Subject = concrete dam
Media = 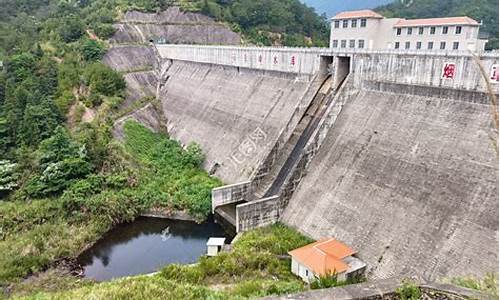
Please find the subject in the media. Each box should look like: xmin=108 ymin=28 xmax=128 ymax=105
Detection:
xmin=123 ymin=42 xmax=498 ymax=281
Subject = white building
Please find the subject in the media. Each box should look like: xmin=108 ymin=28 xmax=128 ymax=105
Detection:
xmin=288 ymin=238 xmax=366 ymax=283
xmin=330 ymin=9 xmax=487 ymax=52
xmin=206 ymin=237 xmax=225 ymax=256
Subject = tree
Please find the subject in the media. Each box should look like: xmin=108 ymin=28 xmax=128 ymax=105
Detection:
xmin=0 ymin=73 xmax=5 ymax=107
xmin=0 ymin=117 xmax=12 ymax=157
xmin=84 ymin=63 xmax=126 ymax=97
xmin=5 ymin=53 xmax=35 ymax=83
xmin=80 ymin=39 xmax=106 ymax=62
xmin=0 ymin=160 xmax=18 ymax=198
xmin=25 ymin=126 xmax=92 ymax=197
xmin=92 ymin=24 xmax=116 ymax=40
xmin=57 ymin=16 xmax=84 ymax=43
xmin=19 ymin=99 xmax=60 ymax=147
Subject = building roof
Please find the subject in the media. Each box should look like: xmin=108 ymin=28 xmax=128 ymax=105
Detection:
xmin=394 ymin=16 xmax=479 ymax=27
xmin=207 ymin=237 xmax=226 ymax=246
xmin=333 ymin=10 xmax=384 ymax=20
xmin=288 ymin=238 xmax=356 ymax=276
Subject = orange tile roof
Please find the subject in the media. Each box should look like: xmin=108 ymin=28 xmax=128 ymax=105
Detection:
xmin=288 ymin=238 xmax=356 ymax=276
xmin=394 ymin=16 xmax=479 ymax=27
xmin=333 ymin=10 xmax=383 ymax=20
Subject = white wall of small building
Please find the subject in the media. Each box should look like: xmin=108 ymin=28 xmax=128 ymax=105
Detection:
xmin=291 ymin=257 xmax=347 ymax=283
xmin=291 ymin=257 xmax=317 ymax=283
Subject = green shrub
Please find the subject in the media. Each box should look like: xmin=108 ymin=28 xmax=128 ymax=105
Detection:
xmin=161 ymin=265 xmax=204 ymax=284
xmin=396 ymin=280 xmax=422 ymax=300
xmin=24 ymin=127 xmax=92 ymax=198
xmin=310 ymin=272 xmax=339 ymax=289
xmin=80 ymin=39 xmax=106 ymax=62
xmin=0 ymin=160 xmax=18 ymax=197
xmin=451 ymin=273 xmax=498 ymax=299
xmin=57 ymin=16 xmax=84 ymax=43
xmin=92 ymin=23 xmax=116 ymax=40
xmin=83 ymin=63 xmax=125 ymax=97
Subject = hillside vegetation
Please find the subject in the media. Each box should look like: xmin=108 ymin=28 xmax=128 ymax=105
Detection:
xmin=375 ymin=0 xmax=499 ymax=49
xmin=11 ymin=224 xmax=314 ymax=299
xmin=0 ymin=121 xmax=220 ymax=288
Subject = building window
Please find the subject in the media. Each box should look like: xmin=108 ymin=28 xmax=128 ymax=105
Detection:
xmin=360 ymin=19 xmax=367 ymax=27
xmin=334 ymin=20 xmax=340 ymax=28
xmin=395 ymin=42 xmax=400 ymax=49
xmin=418 ymin=27 xmax=424 ymax=35
xmin=453 ymin=41 xmax=459 ymax=50
xmin=396 ymin=28 xmax=401 ymax=35
xmin=416 ymin=41 xmax=422 ymax=49
xmin=442 ymin=26 xmax=448 ymax=34
xmin=358 ymin=39 xmax=365 ymax=49
xmin=343 ymin=20 xmax=348 ymax=28
xmin=430 ymin=27 xmax=436 ymax=34
xmin=305 ymin=270 xmax=309 ymax=276
xmin=455 ymin=26 xmax=462 ymax=34
xmin=352 ymin=19 xmax=357 ymax=28
xmin=440 ymin=41 xmax=446 ymax=49
xmin=341 ymin=40 xmax=347 ymax=48
xmin=349 ymin=39 xmax=355 ymax=48
xmin=428 ymin=42 xmax=434 ymax=49
xmin=332 ymin=40 xmax=338 ymax=48
xmin=407 ymin=27 xmax=412 ymax=35
xmin=405 ymin=41 xmax=410 ymax=49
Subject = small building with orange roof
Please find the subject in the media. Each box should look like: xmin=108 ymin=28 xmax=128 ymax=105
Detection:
xmin=288 ymin=238 xmax=366 ymax=283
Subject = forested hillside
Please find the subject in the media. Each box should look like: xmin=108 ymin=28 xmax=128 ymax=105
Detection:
xmin=197 ymin=0 xmax=329 ymax=46
xmin=375 ymin=0 xmax=499 ymax=49
xmin=0 ymin=0 xmax=329 ymax=197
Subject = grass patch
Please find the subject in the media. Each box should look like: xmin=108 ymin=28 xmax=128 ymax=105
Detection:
xmin=450 ymin=273 xmax=498 ymax=298
xmin=396 ymin=280 xmax=421 ymax=300
xmin=10 ymin=224 xmax=312 ymax=299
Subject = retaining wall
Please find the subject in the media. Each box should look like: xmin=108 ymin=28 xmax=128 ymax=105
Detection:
xmin=212 ymin=181 xmax=252 ymax=213
xmin=236 ymin=196 xmax=280 ymax=232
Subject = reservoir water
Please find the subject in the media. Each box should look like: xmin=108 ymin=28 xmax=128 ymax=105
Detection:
xmin=77 ymin=217 xmax=230 ymax=281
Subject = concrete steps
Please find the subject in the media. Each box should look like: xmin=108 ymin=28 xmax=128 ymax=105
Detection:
xmin=253 ymin=76 xmax=334 ymax=199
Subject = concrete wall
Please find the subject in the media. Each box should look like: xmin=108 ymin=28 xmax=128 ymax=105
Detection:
xmin=281 ymin=84 xmax=498 ymax=281
xmin=263 ymin=277 xmax=490 ymax=300
xmin=352 ymin=52 xmax=499 ymax=93
xmin=156 ymin=44 xmax=499 ymax=93
xmin=158 ymin=60 xmax=316 ymax=184
xmin=156 ymin=45 xmax=321 ymax=76
xmin=235 ymin=196 xmax=280 ymax=232
xmin=111 ymin=7 xmax=240 ymax=45
xmin=212 ymin=181 xmax=252 ymax=213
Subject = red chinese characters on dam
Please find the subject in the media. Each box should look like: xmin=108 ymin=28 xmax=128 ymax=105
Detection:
xmin=254 ymin=54 xmax=297 ymax=66
xmin=490 ymin=64 xmax=499 ymax=82
xmin=442 ymin=63 xmax=456 ymax=79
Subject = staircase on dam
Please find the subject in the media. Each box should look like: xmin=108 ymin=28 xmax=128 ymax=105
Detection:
xmin=213 ymin=70 xmax=349 ymax=233
xmin=253 ymin=75 xmax=334 ymax=199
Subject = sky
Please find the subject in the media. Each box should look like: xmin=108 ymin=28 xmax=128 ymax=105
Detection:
xmin=301 ymin=0 xmax=394 ymax=17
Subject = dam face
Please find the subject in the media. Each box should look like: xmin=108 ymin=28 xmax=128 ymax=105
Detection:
xmin=146 ymin=44 xmax=498 ymax=281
